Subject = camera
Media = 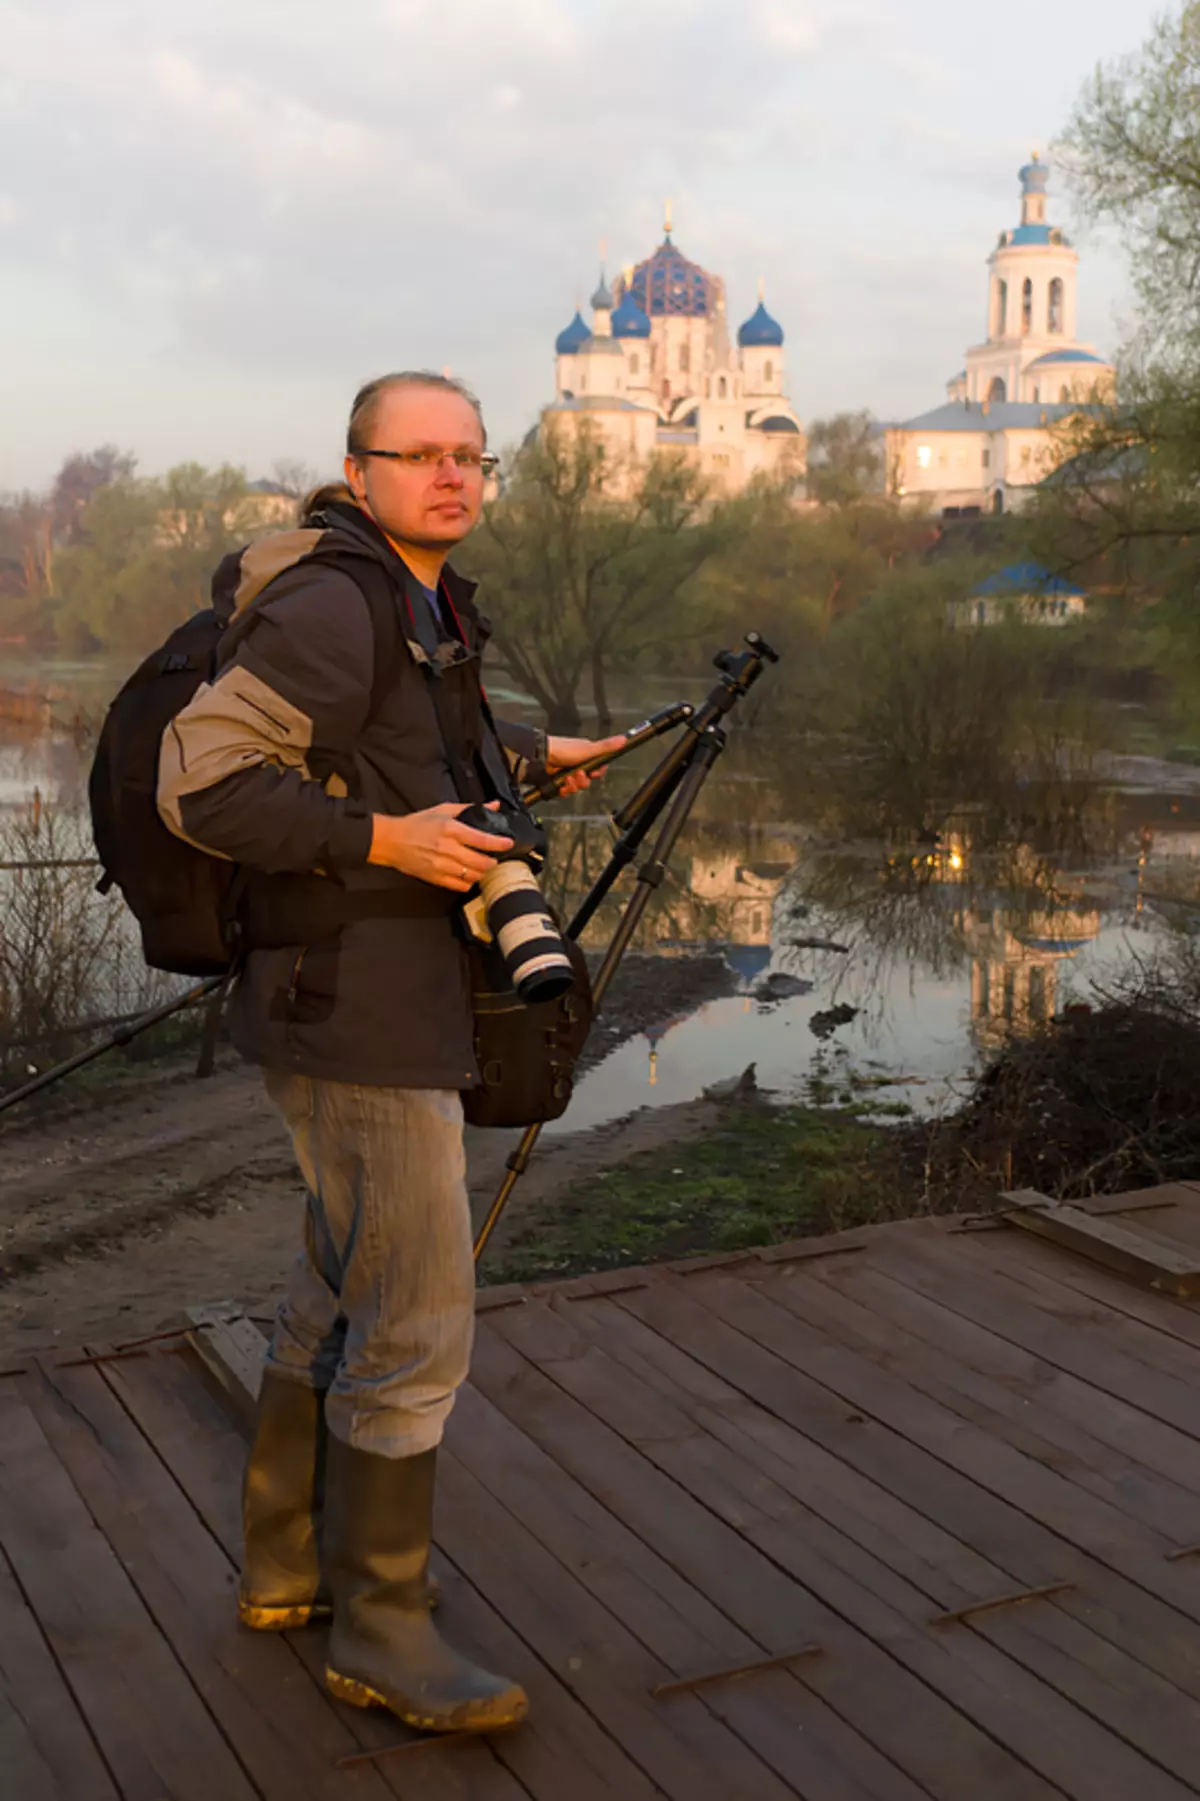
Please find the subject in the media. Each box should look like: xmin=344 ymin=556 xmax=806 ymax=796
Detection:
xmin=457 ymin=803 xmax=575 ymax=1004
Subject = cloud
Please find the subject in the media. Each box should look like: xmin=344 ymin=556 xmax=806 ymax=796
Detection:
xmin=753 ymin=0 xmax=822 ymax=55
xmin=0 ymin=0 xmax=1157 ymax=482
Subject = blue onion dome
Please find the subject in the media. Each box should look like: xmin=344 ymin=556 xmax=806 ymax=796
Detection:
xmin=591 ymin=272 xmax=614 ymax=311
xmin=611 ymin=291 xmax=651 ymax=339
xmin=1020 ymin=152 xmax=1050 ymax=196
xmin=738 ymin=299 xmax=784 ymax=348
xmin=625 ymin=236 xmax=717 ymax=317
xmin=555 ymin=310 xmax=590 ymax=355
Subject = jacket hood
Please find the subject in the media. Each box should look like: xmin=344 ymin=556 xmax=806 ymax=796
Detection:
xmin=210 ymin=498 xmax=479 ymax=628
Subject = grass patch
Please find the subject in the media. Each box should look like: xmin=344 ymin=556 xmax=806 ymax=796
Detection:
xmin=485 ymin=1100 xmax=896 ymax=1286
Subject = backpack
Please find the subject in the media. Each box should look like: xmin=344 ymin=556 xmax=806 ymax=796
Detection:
xmin=87 ymin=549 xmax=407 ymax=977
xmin=89 ymin=607 xmax=245 ymax=975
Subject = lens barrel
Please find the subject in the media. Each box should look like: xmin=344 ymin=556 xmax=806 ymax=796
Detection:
xmin=478 ymin=861 xmax=574 ymax=1003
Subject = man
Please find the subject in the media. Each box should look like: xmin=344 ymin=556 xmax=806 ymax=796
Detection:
xmin=158 ymin=371 xmax=620 ymax=1735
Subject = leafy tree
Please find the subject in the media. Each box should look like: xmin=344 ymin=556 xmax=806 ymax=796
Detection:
xmin=463 ymin=425 xmax=735 ymax=732
xmin=51 ymin=446 xmax=137 ymax=545
xmin=54 ymin=463 xmax=260 ymax=657
xmin=804 ymin=410 xmax=884 ymax=505
xmin=1025 ymin=9 xmax=1200 ymax=708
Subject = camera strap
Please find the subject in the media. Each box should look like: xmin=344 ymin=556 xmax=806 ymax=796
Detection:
xmin=401 ymin=573 xmax=522 ymax=811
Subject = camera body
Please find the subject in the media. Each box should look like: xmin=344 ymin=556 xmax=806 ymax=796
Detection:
xmin=457 ymin=803 xmax=548 ymax=871
xmin=457 ymin=802 xmax=574 ymax=1004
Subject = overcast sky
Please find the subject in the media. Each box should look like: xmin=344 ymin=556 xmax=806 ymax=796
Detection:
xmin=0 ymin=0 xmax=1165 ymax=490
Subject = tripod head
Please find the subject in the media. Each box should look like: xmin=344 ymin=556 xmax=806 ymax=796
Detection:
xmin=710 ymin=631 xmax=780 ymax=709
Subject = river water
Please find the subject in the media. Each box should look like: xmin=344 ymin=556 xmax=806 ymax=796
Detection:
xmin=5 ymin=656 xmax=1200 ymax=1129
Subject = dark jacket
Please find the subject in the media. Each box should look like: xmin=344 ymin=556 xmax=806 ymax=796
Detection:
xmin=158 ymin=502 xmax=542 ymax=1088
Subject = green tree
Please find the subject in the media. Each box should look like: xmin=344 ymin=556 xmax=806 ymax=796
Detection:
xmin=55 ymin=463 xmax=260 ymax=657
xmin=1029 ymin=9 xmax=1200 ymax=711
xmin=804 ymin=410 xmax=884 ymax=505
xmin=463 ymin=426 xmax=735 ymax=733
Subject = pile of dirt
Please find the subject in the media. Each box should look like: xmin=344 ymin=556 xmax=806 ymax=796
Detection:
xmin=905 ymin=1001 xmax=1200 ymax=1206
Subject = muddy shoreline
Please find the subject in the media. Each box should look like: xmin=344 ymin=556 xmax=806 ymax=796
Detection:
xmin=0 ymin=951 xmax=740 ymax=1357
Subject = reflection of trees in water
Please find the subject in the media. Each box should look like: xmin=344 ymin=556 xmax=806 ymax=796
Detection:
xmin=541 ymin=800 xmax=794 ymax=960
xmin=782 ymin=777 xmax=1129 ymax=1047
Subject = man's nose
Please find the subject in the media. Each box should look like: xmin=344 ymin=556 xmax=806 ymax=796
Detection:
xmin=434 ymin=455 xmax=465 ymax=488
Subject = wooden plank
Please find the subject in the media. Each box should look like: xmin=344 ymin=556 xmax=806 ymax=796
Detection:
xmin=177 ymin=1315 xmax=697 ymax=1801
xmin=446 ymin=1382 xmax=928 ymax=1801
xmin=743 ymin=1256 xmax=1200 ymax=1710
xmin=997 ymin=1193 xmax=1200 ymax=1296
xmin=651 ymin=1250 xmax=1200 ymax=1639
xmin=942 ymin=1217 xmax=1200 ymax=1358
xmin=802 ymin=1253 xmax=1200 ymax=1519
xmin=101 ymin=1345 xmax=613 ymax=1801
xmin=473 ymin=1311 xmax=1061 ymax=1801
xmin=22 ymin=1354 xmax=403 ymax=1801
xmin=0 ymin=1547 xmax=121 ymax=1801
xmin=186 ymin=1302 xmax=265 ymax=1419
xmin=553 ymin=1282 xmax=1200 ymax=1793
xmin=878 ymin=1227 xmax=1200 ymax=1443
xmin=434 ymin=1442 xmax=804 ymax=1801
xmin=0 ymin=1380 xmax=258 ymax=1801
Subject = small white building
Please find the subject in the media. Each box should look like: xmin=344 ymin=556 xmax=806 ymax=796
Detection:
xmin=885 ymin=158 xmax=1114 ymax=516
xmin=542 ymin=212 xmax=806 ymax=494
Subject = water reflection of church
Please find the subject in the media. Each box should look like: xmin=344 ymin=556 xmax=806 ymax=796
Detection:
xmin=929 ymin=829 xmax=1101 ymax=1048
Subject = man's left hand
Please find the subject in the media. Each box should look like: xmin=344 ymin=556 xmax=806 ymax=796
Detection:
xmin=545 ymin=734 xmax=627 ymax=796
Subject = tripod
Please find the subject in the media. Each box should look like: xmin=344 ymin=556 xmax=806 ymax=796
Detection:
xmin=473 ymin=630 xmax=779 ymax=1263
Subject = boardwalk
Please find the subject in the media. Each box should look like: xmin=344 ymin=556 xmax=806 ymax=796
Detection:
xmin=7 ymin=1185 xmax=1200 ymax=1798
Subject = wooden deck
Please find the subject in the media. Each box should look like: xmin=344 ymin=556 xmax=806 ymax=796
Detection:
xmin=9 ymin=1185 xmax=1200 ymax=1798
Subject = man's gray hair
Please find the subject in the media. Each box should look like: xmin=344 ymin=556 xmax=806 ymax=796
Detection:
xmin=346 ymin=371 xmax=487 ymax=456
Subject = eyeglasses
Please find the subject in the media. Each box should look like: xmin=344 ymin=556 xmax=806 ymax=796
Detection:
xmin=359 ymin=448 xmax=499 ymax=475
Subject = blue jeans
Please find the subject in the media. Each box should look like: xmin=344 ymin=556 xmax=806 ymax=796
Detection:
xmin=261 ymin=1071 xmax=476 ymax=1459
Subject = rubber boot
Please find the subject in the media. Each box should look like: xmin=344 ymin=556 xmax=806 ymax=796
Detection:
xmin=239 ymin=1371 xmax=332 ymax=1630
xmin=324 ymin=1438 xmax=529 ymax=1733
xmin=239 ymin=1371 xmax=441 ymax=1631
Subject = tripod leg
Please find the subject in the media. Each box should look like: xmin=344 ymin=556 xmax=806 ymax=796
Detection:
xmin=473 ymin=1125 xmax=542 ymax=1263
xmin=472 ymin=728 xmax=727 ymax=1267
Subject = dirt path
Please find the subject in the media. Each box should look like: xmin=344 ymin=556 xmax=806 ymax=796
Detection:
xmin=0 ymin=954 xmax=735 ymax=1358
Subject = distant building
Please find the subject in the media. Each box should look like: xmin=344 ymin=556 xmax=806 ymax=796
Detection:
xmin=954 ymin=561 xmax=1087 ymax=627
xmin=542 ymin=208 xmax=806 ymax=494
xmin=885 ymin=157 xmax=1115 ymax=517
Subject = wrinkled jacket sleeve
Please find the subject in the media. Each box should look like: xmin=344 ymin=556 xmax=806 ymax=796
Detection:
xmin=494 ymin=717 xmax=546 ymax=786
xmin=157 ymin=567 xmax=376 ymax=874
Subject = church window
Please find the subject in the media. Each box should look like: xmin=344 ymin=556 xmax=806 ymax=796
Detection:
xmin=1021 ymin=279 xmax=1032 ymax=333
xmin=630 ymin=354 xmax=640 ymax=375
xmin=1060 ymin=385 xmax=1070 ymax=402
xmin=916 ymin=445 xmax=932 ymax=468
xmin=1048 ymin=278 xmax=1064 ymax=333
xmin=988 ymin=376 xmax=1007 ymax=402
xmin=680 ymin=344 xmax=691 ymax=373
xmin=578 ymin=371 xmax=586 ymax=392
xmin=982 ymin=448 xmax=990 ymax=469
xmin=717 ymin=376 xmax=727 ymax=398
xmin=996 ymin=279 xmax=1007 ymax=336
xmin=1032 ymin=386 xmax=1040 ymax=403
xmin=764 ymin=360 xmax=773 ymax=382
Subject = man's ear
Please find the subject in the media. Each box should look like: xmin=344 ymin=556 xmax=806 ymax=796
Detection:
xmin=343 ymin=454 xmax=367 ymax=507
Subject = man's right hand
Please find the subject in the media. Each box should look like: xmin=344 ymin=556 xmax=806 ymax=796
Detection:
xmin=367 ymin=802 xmax=514 ymax=893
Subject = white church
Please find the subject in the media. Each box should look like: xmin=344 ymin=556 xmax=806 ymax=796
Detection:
xmin=541 ymin=210 xmax=806 ymax=494
xmin=884 ymin=157 xmax=1114 ymax=515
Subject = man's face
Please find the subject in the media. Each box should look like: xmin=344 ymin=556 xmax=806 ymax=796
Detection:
xmin=344 ymin=385 xmax=488 ymax=549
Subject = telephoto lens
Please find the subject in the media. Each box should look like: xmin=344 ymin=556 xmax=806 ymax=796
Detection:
xmin=458 ymin=804 xmax=575 ymax=1004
